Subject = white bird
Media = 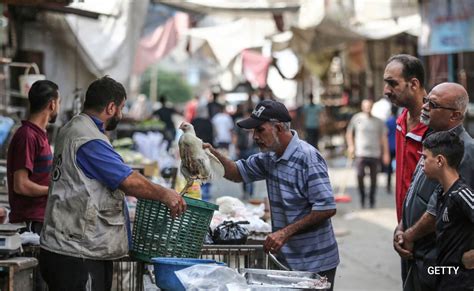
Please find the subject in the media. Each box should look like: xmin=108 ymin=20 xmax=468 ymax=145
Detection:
xmin=178 ymin=122 xmax=224 ymax=195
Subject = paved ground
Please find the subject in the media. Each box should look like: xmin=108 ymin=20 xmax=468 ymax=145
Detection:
xmin=209 ymin=155 xmax=402 ymax=291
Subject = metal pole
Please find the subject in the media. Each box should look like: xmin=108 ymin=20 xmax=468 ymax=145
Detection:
xmin=149 ymin=66 xmax=158 ymax=103
xmin=448 ymin=54 xmax=455 ymax=82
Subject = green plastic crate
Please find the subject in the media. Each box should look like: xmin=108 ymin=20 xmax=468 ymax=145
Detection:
xmin=131 ymin=196 xmax=218 ymax=262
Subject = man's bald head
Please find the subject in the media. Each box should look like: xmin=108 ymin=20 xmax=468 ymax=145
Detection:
xmin=431 ymin=82 xmax=469 ymax=115
xmin=421 ymin=82 xmax=469 ymax=131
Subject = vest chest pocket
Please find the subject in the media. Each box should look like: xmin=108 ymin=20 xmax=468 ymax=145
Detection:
xmin=97 ymin=208 xmax=125 ymax=226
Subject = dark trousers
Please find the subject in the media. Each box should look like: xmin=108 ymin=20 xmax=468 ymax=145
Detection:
xmin=19 ymin=221 xmax=43 ymax=235
xmin=385 ymin=151 xmax=396 ymax=192
xmin=306 ymin=128 xmax=320 ymax=149
xmin=438 ymin=269 xmax=474 ymax=291
xmin=40 ymin=249 xmax=113 ymax=291
xmin=401 ymin=258 xmax=436 ymax=291
xmin=319 ymin=267 xmax=337 ymax=291
xmin=239 ymin=148 xmax=257 ymax=199
xmin=20 ymin=221 xmax=46 ymax=291
xmin=355 ymin=157 xmax=380 ymax=207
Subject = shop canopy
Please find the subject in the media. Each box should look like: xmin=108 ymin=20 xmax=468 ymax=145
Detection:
xmin=46 ymin=0 xmax=149 ymax=85
xmin=157 ymin=0 xmax=300 ymax=16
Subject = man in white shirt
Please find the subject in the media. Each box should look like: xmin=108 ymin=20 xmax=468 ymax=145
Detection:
xmin=211 ymin=106 xmax=234 ymax=150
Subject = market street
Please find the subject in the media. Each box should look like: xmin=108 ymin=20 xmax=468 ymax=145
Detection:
xmin=210 ymin=154 xmax=401 ymax=291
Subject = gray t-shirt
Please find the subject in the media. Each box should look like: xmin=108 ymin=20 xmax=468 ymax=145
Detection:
xmin=347 ymin=112 xmax=387 ymax=158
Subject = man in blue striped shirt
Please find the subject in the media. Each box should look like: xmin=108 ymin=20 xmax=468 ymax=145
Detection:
xmin=206 ymin=100 xmax=339 ymax=290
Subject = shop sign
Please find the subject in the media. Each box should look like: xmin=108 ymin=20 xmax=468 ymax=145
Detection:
xmin=419 ymin=0 xmax=474 ymax=55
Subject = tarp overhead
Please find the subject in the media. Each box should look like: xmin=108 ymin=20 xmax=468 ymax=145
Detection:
xmin=186 ymin=17 xmax=277 ymax=68
xmin=157 ymin=0 xmax=300 ymax=16
xmin=352 ymin=14 xmax=421 ymax=39
xmin=63 ymin=0 xmax=148 ymax=85
xmin=283 ymin=14 xmax=420 ymax=57
xmin=133 ymin=12 xmax=189 ymax=74
xmin=353 ymin=0 xmax=419 ymax=22
xmin=180 ymin=0 xmax=421 ymax=69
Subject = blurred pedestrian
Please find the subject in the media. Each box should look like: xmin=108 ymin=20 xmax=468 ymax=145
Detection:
xmin=211 ymin=106 xmax=234 ymax=151
xmin=346 ymin=99 xmax=390 ymax=208
xmin=385 ymin=105 xmax=398 ymax=193
xmin=384 ymin=54 xmax=429 ymax=222
xmin=208 ymin=91 xmax=224 ymax=119
xmin=233 ymin=109 xmax=258 ymax=200
xmin=232 ymin=103 xmax=245 ymax=122
xmin=371 ymin=95 xmax=392 ymax=122
xmin=191 ymin=102 xmax=213 ymax=145
xmin=302 ymin=93 xmax=324 ymax=149
xmin=191 ymin=103 xmax=214 ymax=201
xmin=153 ymin=95 xmax=178 ymax=149
xmin=184 ymin=95 xmax=199 ymax=122
xmin=421 ymin=131 xmax=474 ymax=291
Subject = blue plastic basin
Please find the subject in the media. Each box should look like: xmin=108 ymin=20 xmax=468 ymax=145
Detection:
xmin=152 ymin=257 xmax=225 ymax=291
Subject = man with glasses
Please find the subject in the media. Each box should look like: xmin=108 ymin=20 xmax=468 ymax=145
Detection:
xmin=383 ymin=54 xmax=429 ymax=223
xmin=393 ymin=82 xmax=474 ymax=290
xmin=205 ymin=100 xmax=339 ymax=290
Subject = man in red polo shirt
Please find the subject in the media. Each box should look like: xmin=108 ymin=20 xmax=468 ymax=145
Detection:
xmin=383 ymin=54 xmax=428 ymax=222
xmin=7 ymin=80 xmax=60 ymax=234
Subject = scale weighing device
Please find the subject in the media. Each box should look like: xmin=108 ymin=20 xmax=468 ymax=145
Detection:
xmin=0 ymin=224 xmax=24 ymax=258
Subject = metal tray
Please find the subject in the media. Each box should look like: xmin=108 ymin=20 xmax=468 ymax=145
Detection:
xmin=238 ymin=268 xmax=331 ymax=290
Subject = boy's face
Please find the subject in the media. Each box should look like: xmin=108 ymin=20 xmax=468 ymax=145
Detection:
xmin=421 ymin=148 xmax=439 ymax=179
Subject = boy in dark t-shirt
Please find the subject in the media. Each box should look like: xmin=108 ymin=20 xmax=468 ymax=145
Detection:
xmin=421 ymin=131 xmax=474 ymax=291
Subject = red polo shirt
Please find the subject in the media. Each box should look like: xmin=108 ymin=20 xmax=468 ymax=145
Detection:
xmin=7 ymin=120 xmax=52 ymax=223
xmin=395 ymin=109 xmax=428 ymax=222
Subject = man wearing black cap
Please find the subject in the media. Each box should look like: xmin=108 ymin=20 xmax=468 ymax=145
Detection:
xmin=205 ymin=100 xmax=339 ymax=290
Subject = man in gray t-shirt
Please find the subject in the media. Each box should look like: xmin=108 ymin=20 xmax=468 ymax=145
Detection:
xmin=346 ymin=99 xmax=390 ymax=208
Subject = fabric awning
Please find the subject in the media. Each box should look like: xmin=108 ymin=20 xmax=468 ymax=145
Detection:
xmin=185 ymin=17 xmax=277 ymax=68
xmin=156 ymin=0 xmax=300 ymax=16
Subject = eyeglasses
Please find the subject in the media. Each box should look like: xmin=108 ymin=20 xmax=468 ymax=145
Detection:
xmin=423 ymin=97 xmax=458 ymax=111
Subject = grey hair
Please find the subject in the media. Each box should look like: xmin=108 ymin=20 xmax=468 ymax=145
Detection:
xmin=281 ymin=122 xmax=291 ymax=131
xmin=453 ymin=94 xmax=469 ymax=116
xmin=272 ymin=121 xmax=291 ymax=131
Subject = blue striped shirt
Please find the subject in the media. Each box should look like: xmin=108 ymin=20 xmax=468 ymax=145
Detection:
xmin=236 ymin=131 xmax=339 ymax=272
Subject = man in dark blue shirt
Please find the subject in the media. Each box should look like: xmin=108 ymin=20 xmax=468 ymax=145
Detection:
xmin=40 ymin=76 xmax=186 ymax=291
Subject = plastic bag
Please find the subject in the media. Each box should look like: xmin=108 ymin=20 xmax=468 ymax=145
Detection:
xmin=175 ymin=264 xmax=250 ymax=291
xmin=203 ymin=227 xmax=214 ymax=244
xmin=19 ymin=64 xmax=45 ymax=96
xmin=212 ymin=221 xmax=249 ymax=245
xmin=20 ymin=231 xmax=40 ymax=245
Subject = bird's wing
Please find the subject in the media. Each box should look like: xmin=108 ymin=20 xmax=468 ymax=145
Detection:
xmin=205 ymin=149 xmax=225 ymax=178
xmin=179 ymin=134 xmax=195 ymax=179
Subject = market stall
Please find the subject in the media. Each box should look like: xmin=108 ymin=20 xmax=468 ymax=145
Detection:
xmin=2 ymin=122 xmax=332 ymax=291
xmin=128 ymin=190 xmax=331 ymax=290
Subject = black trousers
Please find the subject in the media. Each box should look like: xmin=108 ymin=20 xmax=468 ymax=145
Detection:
xmin=319 ymin=267 xmax=337 ymax=291
xmin=401 ymin=258 xmax=437 ymax=291
xmin=355 ymin=157 xmax=380 ymax=207
xmin=306 ymin=128 xmax=320 ymax=149
xmin=39 ymin=249 xmax=113 ymax=291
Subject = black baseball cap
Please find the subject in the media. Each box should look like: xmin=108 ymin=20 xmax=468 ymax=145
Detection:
xmin=237 ymin=100 xmax=292 ymax=129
